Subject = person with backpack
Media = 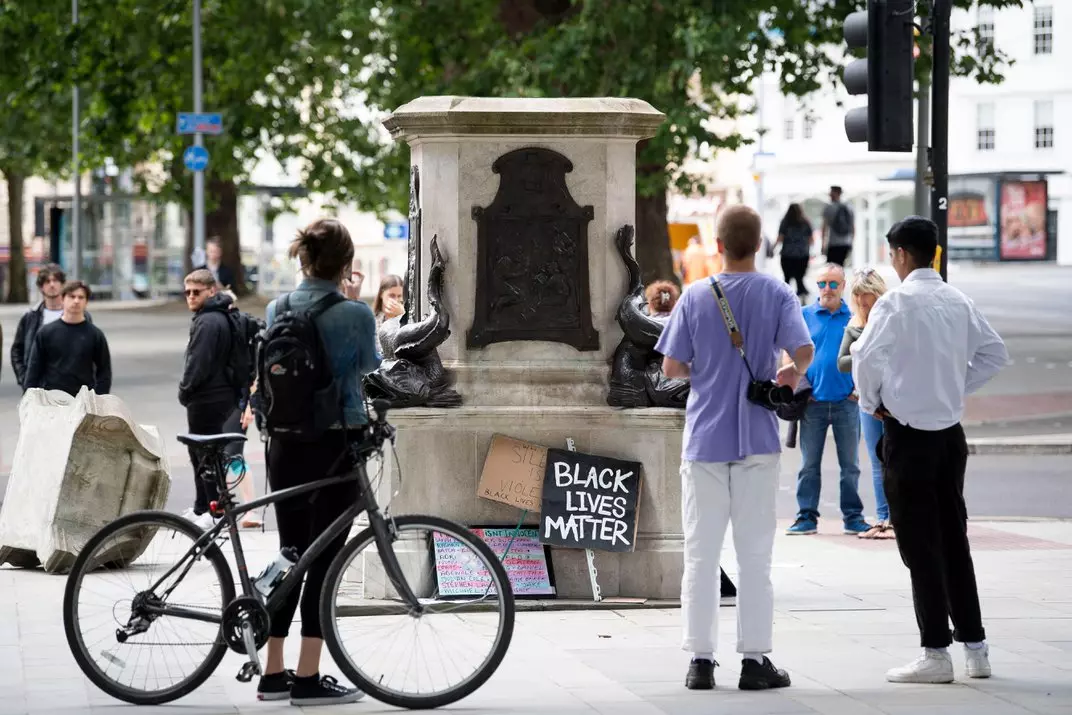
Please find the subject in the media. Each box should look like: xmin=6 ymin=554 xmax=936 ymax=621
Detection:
xmin=252 ymin=218 xmax=379 ymax=706
xmin=822 ymin=186 xmax=855 ymax=267
xmin=178 ymin=269 xmax=246 ymax=530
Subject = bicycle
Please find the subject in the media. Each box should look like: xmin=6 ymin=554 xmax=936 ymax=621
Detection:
xmin=62 ymin=399 xmax=515 ymax=709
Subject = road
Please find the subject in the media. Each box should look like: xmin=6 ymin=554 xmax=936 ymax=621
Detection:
xmin=0 ymin=262 xmax=1069 ymax=520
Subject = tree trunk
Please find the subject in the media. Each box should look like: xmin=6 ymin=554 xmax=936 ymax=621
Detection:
xmin=634 ymin=187 xmax=676 ymax=289
xmin=3 ymin=170 xmax=29 ymax=304
xmin=205 ymin=177 xmax=246 ymax=296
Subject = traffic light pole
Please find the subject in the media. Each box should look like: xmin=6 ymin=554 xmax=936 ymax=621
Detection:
xmin=930 ymin=0 xmax=950 ymax=281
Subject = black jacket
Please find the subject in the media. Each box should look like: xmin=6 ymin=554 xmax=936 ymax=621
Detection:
xmin=178 ymin=293 xmax=235 ymax=407
xmin=11 ymin=303 xmax=93 ymax=390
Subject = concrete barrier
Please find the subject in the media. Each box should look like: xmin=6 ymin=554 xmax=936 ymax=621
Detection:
xmin=0 ymin=387 xmax=171 ymax=573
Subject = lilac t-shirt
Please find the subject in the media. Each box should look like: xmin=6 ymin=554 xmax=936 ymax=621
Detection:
xmin=655 ymin=273 xmax=812 ymax=463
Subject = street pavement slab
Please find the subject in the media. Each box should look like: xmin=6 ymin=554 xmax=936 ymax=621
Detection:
xmin=1 ymin=519 xmax=1071 ymax=714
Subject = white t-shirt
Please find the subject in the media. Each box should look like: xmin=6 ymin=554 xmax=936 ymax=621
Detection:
xmin=42 ymin=308 xmax=63 ymax=326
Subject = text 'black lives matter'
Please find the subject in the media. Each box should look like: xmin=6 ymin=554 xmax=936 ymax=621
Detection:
xmin=540 ymin=448 xmax=642 ymax=553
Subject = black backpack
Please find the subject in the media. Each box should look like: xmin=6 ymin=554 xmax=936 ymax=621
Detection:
xmin=225 ymin=309 xmax=266 ymax=403
xmin=831 ymin=203 xmax=853 ymax=235
xmin=254 ymin=292 xmax=346 ymax=441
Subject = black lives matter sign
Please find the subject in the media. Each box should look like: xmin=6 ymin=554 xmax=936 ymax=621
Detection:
xmin=539 ymin=448 xmax=642 ymax=553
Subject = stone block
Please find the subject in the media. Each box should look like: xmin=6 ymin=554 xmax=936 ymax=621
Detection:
xmin=0 ymin=387 xmax=171 ymax=573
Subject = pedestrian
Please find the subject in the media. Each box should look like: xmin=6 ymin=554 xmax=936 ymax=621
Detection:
xmin=373 ymin=273 xmax=404 ymax=355
xmin=657 ymin=205 xmax=814 ymax=691
xmin=681 ymin=235 xmax=708 ymax=285
xmin=774 ymin=203 xmax=813 ymax=299
xmin=852 ymin=216 xmax=1008 ymax=684
xmin=255 ymin=218 xmax=380 ymax=705
xmin=786 ymin=263 xmax=871 ymax=537
xmin=822 ymin=186 xmax=855 ymax=267
xmin=178 ymin=269 xmax=239 ymax=531
xmin=197 ymin=237 xmax=236 ymax=290
xmin=837 ymin=267 xmax=893 ymax=539
xmin=645 ymin=280 xmax=679 ymax=320
xmin=24 ymin=280 xmax=111 ymax=397
xmin=11 ymin=264 xmax=92 ymax=391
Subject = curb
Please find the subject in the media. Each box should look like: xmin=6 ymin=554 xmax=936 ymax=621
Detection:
xmin=967 ymin=436 xmax=1072 ymax=455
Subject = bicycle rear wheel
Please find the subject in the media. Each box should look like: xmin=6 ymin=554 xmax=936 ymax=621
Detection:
xmin=63 ymin=511 xmax=235 ymax=705
xmin=321 ymin=514 xmax=516 ymax=709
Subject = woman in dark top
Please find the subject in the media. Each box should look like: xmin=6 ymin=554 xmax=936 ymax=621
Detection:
xmin=774 ymin=203 xmax=814 ymax=298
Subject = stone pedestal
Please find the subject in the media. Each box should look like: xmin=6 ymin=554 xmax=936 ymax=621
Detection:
xmin=0 ymin=387 xmax=171 ymax=573
xmin=381 ymin=96 xmax=684 ymax=599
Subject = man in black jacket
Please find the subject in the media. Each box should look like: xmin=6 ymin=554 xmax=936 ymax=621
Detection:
xmin=11 ymin=264 xmax=92 ymax=390
xmin=179 ymin=268 xmax=239 ymax=530
xmin=25 ymin=280 xmax=111 ymax=396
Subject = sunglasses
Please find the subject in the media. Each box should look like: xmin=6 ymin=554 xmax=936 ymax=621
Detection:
xmin=816 ymin=280 xmax=840 ymax=289
xmin=184 ymin=288 xmax=205 ymax=297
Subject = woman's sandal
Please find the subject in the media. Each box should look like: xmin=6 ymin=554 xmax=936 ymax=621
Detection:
xmin=858 ymin=521 xmax=888 ymax=539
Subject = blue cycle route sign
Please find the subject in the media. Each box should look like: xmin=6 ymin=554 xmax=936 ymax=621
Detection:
xmin=183 ymin=145 xmax=210 ymax=172
xmin=177 ymin=112 xmax=223 ymax=135
xmin=383 ymin=222 xmax=409 ymax=240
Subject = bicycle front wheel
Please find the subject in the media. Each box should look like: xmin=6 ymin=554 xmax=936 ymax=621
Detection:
xmin=321 ymin=514 xmax=516 ymax=709
xmin=63 ymin=511 xmax=235 ymax=705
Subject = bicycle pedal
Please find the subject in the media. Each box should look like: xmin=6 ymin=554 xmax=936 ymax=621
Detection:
xmin=235 ymin=661 xmax=260 ymax=683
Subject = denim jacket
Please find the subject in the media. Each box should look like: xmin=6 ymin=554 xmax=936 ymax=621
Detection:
xmin=265 ymin=278 xmax=381 ymax=426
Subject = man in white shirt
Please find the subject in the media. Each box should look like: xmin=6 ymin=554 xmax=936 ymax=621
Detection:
xmin=852 ymin=216 xmax=1009 ymax=685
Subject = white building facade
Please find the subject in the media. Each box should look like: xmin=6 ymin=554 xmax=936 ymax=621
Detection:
xmin=710 ymin=1 xmax=1072 ymax=267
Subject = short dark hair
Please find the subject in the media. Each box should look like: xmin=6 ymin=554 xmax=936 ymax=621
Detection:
xmin=62 ymin=280 xmax=92 ymax=300
xmin=717 ymin=205 xmax=762 ymax=260
xmin=887 ymin=215 xmax=938 ymax=268
xmin=831 ymin=185 xmax=843 ymax=194
xmin=37 ymin=263 xmax=66 ymax=288
xmin=288 ymin=218 xmax=354 ymax=282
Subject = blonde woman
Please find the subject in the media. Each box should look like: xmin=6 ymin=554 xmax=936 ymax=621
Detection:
xmin=837 ymin=267 xmax=893 ymax=539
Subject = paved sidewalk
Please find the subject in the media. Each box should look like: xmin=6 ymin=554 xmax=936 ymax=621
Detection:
xmin=2 ymin=519 xmax=1071 ymax=714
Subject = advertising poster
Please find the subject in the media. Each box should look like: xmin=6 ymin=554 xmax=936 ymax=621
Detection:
xmin=999 ymin=180 xmax=1049 ymax=260
xmin=947 ymin=176 xmax=997 ymax=260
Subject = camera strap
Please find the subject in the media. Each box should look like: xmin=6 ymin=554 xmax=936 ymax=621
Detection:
xmin=709 ymin=277 xmax=758 ymax=382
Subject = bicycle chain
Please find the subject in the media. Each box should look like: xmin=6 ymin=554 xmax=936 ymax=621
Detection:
xmin=113 ymin=602 xmax=225 ymax=648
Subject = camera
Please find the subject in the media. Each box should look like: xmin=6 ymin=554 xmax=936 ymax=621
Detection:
xmin=747 ymin=380 xmax=794 ymax=411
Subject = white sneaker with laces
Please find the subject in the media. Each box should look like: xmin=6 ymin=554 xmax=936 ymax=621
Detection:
xmin=964 ymin=644 xmax=991 ymax=678
xmin=886 ymin=649 xmax=954 ymax=684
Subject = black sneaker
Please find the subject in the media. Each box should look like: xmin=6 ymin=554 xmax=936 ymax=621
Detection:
xmin=290 ymin=673 xmax=366 ymax=706
xmin=686 ymin=659 xmax=716 ymax=690
xmin=256 ymin=669 xmax=294 ymax=701
xmin=739 ymin=657 xmax=791 ymax=690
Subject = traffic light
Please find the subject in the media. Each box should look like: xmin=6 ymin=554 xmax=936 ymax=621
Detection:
xmin=843 ymin=0 xmax=916 ymax=152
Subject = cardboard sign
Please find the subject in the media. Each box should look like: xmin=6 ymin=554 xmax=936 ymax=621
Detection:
xmin=432 ymin=527 xmax=555 ymax=599
xmin=539 ymin=448 xmax=643 ymax=553
xmin=477 ymin=435 xmax=548 ymax=512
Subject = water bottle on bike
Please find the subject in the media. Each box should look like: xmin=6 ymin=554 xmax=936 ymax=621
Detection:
xmin=253 ymin=547 xmax=299 ymax=599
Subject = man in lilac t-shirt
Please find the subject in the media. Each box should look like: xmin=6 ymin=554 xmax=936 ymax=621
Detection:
xmin=657 ymin=205 xmax=814 ymax=692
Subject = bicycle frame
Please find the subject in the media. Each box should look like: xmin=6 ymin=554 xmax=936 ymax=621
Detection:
xmin=141 ymin=442 xmax=423 ymax=626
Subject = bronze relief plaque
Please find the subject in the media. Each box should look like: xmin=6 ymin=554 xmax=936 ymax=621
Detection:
xmin=467 ymin=147 xmax=599 ymax=351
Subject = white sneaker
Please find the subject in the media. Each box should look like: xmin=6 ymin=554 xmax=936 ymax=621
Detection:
xmin=191 ymin=511 xmax=219 ymax=531
xmin=180 ymin=507 xmax=200 ymax=522
xmin=886 ymin=649 xmax=954 ymax=684
xmin=964 ymin=644 xmax=991 ymax=678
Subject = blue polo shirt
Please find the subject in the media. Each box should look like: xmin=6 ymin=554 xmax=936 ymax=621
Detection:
xmin=802 ymin=300 xmax=855 ymax=402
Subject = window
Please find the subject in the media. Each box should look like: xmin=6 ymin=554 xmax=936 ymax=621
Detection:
xmin=1035 ymin=99 xmax=1054 ymax=149
xmin=977 ymin=6 xmax=995 ymax=50
xmin=977 ymin=103 xmax=995 ymax=151
xmin=1034 ymin=5 xmax=1053 ymax=55
xmin=783 ymin=117 xmax=794 ymax=140
xmin=803 ymin=113 xmax=816 ymax=139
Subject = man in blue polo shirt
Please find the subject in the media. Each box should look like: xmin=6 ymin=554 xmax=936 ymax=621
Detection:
xmin=787 ymin=263 xmax=870 ymax=536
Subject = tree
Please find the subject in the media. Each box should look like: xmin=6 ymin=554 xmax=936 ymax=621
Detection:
xmin=0 ymin=1 xmax=80 ymax=303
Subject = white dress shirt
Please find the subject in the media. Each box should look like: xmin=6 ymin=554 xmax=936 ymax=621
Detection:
xmin=851 ymin=268 xmax=1009 ymax=431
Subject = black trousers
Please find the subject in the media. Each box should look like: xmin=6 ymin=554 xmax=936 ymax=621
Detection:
xmin=267 ymin=429 xmax=360 ymax=639
xmin=881 ymin=418 xmax=985 ymax=648
xmin=186 ymin=398 xmax=236 ymax=514
xmin=826 ymin=245 xmax=851 ymax=266
xmin=781 ymin=256 xmax=809 ymax=295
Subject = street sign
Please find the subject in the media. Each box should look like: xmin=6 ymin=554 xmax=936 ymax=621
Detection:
xmin=183 ymin=145 xmax=210 ymax=172
xmin=177 ymin=112 xmax=223 ymax=135
xmin=383 ymin=221 xmax=409 ymax=240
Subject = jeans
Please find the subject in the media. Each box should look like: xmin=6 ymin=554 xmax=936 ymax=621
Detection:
xmin=681 ymin=454 xmax=779 ymax=655
xmin=860 ymin=411 xmax=888 ymax=521
xmin=795 ymin=398 xmax=864 ymax=524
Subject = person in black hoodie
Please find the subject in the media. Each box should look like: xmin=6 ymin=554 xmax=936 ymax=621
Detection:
xmin=179 ymin=268 xmax=238 ymax=530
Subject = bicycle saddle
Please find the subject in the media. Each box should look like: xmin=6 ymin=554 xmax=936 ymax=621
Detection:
xmin=176 ymin=433 xmax=248 ymax=448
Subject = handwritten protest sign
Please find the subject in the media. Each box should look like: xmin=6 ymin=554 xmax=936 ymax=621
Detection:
xmin=476 ymin=435 xmax=547 ymax=512
xmin=539 ymin=448 xmax=643 ymax=553
xmin=432 ymin=527 xmax=555 ymax=598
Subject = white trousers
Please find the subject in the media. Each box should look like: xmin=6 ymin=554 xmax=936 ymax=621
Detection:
xmin=680 ymin=453 xmax=779 ymax=655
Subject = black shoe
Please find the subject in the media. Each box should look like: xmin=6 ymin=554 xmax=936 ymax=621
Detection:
xmin=290 ymin=673 xmax=366 ymax=706
xmin=256 ymin=669 xmax=294 ymax=701
xmin=686 ymin=659 xmax=716 ymax=690
xmin=739 ymin=657 xmax=791 ymax=690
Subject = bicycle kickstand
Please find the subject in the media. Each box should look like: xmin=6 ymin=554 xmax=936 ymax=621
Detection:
xmin=235 ymin=621 xmax=263 ymax=683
